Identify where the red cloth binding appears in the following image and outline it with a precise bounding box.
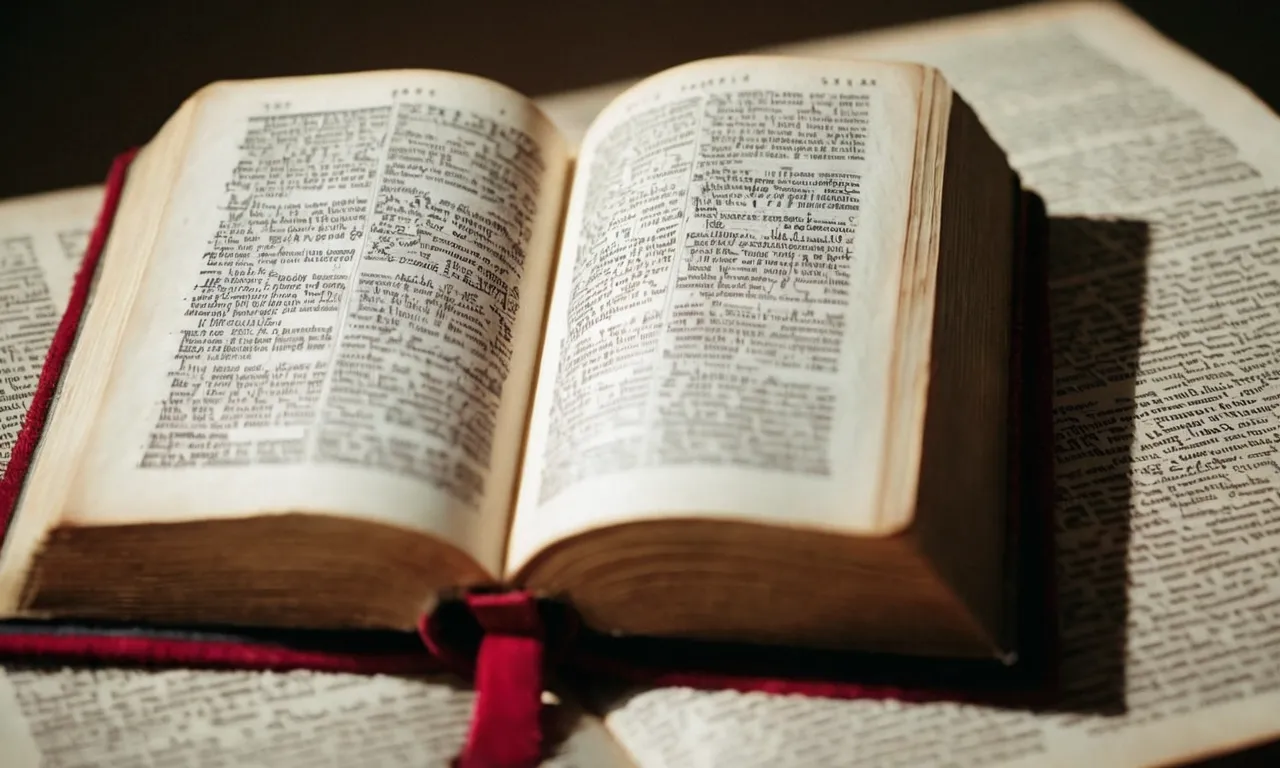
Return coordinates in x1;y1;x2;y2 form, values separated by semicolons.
0;148;137;528
0;629;435;674
456;592;546;768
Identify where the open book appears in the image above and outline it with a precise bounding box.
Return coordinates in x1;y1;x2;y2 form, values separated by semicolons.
0;55;1025;660
2;3;1277;767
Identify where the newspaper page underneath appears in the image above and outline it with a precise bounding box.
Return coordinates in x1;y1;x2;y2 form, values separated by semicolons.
541;3;1280;767
0;666;635;768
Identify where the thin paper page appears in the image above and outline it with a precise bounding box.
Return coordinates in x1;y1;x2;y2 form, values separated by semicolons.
510;57;922;574
592;3;1280;767
0;187;102;467
67;72;569;576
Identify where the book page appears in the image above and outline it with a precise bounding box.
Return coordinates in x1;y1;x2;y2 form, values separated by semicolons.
588;3;1280;766
64;72;570;576
0;665;636;767
510;57;924;571
0;187;102;468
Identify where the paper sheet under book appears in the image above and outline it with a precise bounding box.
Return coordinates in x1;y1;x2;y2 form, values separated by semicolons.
0;664;634;768
537;3;1280;767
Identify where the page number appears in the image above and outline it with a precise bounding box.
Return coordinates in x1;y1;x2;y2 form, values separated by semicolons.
820;77;876;87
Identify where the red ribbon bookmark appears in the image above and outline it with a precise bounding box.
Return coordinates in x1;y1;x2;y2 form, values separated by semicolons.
455;592;546;768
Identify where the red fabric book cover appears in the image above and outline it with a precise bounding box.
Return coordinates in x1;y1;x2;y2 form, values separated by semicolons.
0;152;1055;767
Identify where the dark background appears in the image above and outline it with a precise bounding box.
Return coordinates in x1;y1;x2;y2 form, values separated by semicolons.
2;1;1278;764
1;0;1279;198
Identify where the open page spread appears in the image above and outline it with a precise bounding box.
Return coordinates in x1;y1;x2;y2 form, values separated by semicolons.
551;3;1280;767
510;58;924;572
62;72;570;576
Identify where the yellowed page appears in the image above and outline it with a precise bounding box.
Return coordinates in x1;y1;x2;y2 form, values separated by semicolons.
0;665;636;767
579;3;1280;767
60;72;568;577
510;57;923;572
0;187;102;464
